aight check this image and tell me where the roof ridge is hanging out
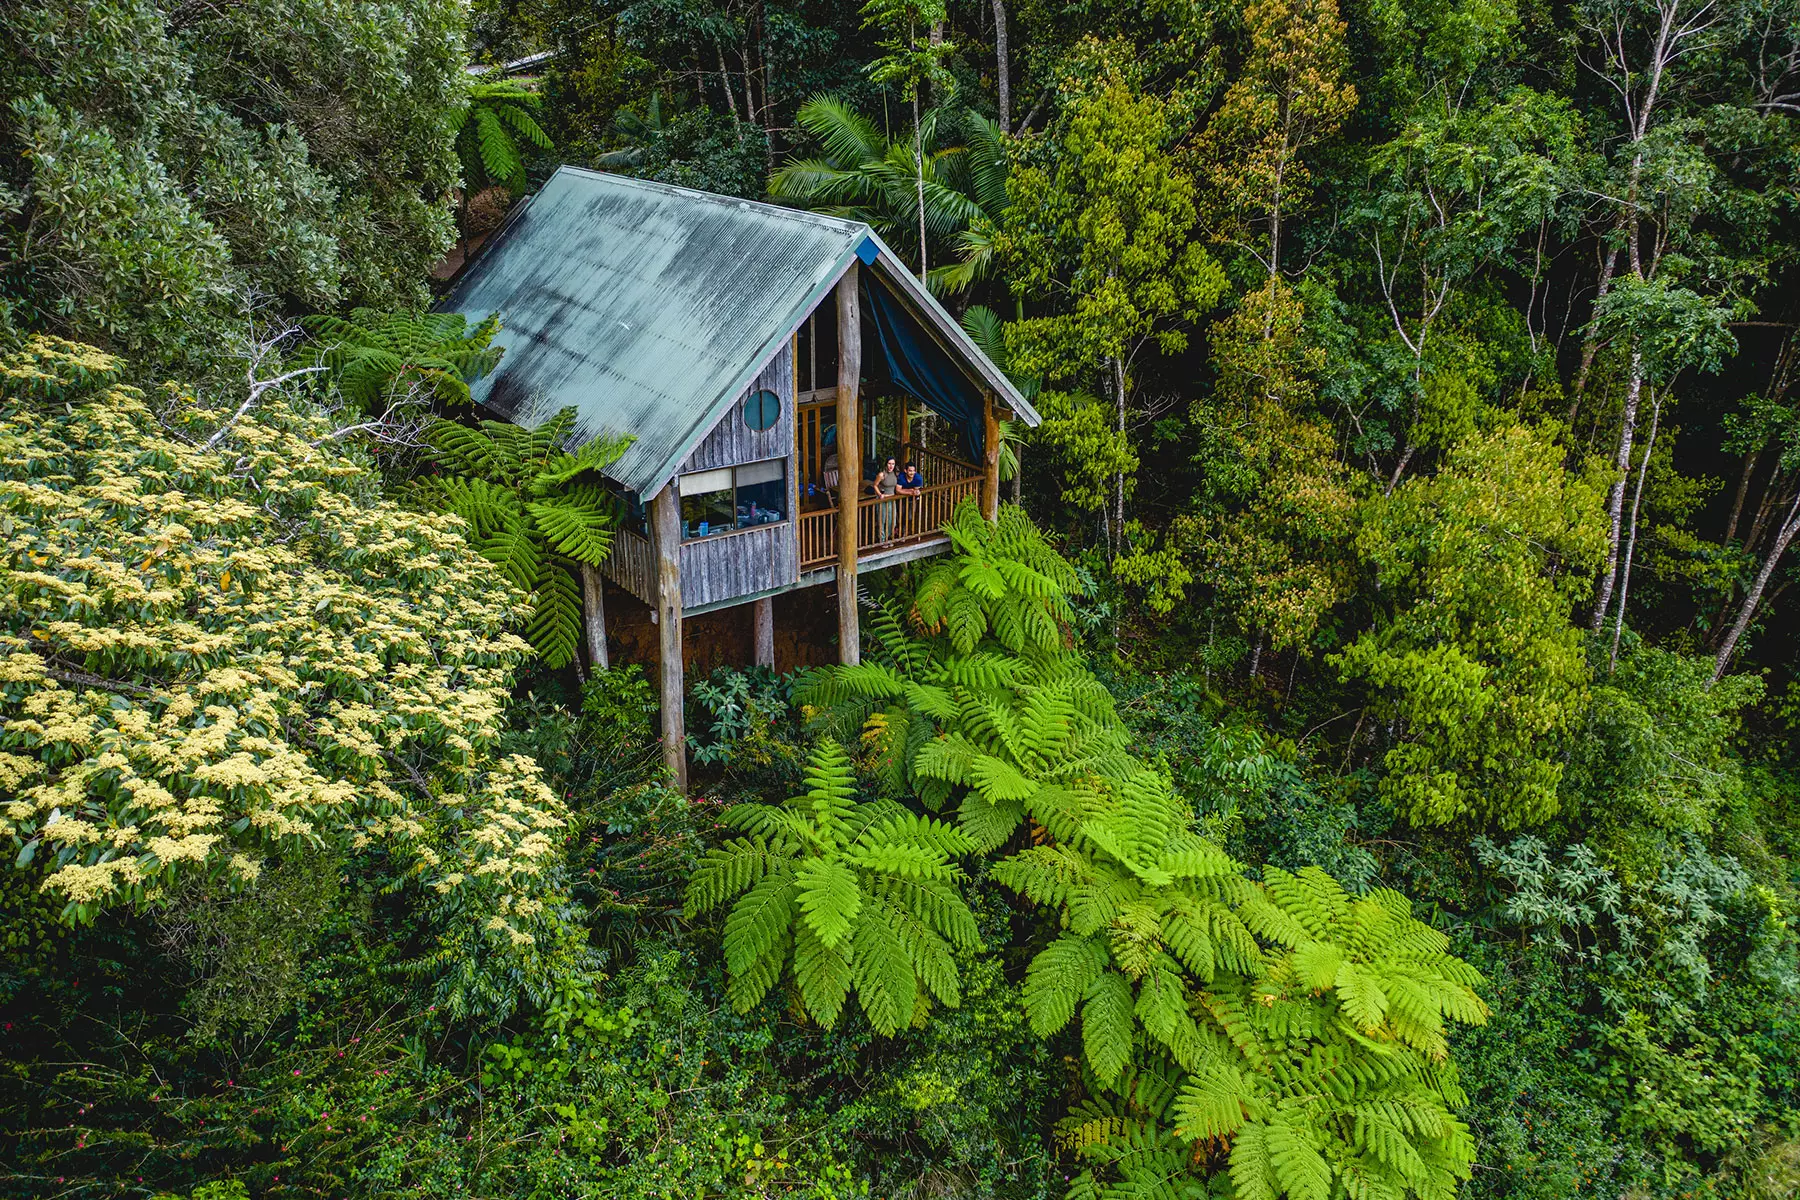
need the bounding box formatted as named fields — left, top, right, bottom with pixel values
left=548, top=165, right=872, bottom=237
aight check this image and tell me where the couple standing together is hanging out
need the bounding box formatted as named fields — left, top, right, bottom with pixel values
left=872, top=457, right=923, bottom=542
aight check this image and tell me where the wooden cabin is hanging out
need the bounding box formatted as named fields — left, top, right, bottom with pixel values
left=440, top=167, right=1041, bottom=787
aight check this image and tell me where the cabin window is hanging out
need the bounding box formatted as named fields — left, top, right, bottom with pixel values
left=743, top=387, right=781, bottom=431
left=679, top=459, right=787, bottom=539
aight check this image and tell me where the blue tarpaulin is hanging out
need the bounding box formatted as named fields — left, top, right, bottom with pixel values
left=864, top=278, right=986, bottom=463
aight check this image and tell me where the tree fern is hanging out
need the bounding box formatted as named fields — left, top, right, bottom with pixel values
left=786, top=501, right=1488, bottom=1199
left=415, top=411, right=631, bottom=668
left=454, top=80, right=552, bottom=193
left=684, top=740, right=980, bottom=1034
left=302, top=308, right=503, bottom=411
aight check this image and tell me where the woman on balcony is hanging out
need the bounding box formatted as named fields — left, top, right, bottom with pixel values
left=873, top=457, right=901, bottom=542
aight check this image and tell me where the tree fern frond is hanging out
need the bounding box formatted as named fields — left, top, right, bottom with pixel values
left=1024, top=933, right=1109, bottom=1036
left=523, top=559, right=581, bottom=668
left=794, top=857, right=861, bottom=948
left=850, top=905, right=918, bottom=1035
left=793, top=922, right=854, bottom=1027
left=1083, top=970, right=1136, bottom=1085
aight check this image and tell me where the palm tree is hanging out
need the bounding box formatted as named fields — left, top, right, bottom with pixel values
left=927, top=112, right=1009, bottom=297
left=769, top=94, right=985, bottom=288
left=961, top=304, right=1037, bottom=497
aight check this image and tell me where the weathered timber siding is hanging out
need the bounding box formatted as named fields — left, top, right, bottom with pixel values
left=680, top=523, right=798, bottom=609
left=680, top=350, right=794, bottom=473
left=603, top=528, right=657, bottom=605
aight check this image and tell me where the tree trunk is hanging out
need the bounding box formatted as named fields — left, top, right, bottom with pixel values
left=1566, top=241, right=1621, bottom=425
left=753, top=596, right=775, bottom=668
left=1725, top=447, right=1761, bottom=545
left=1713, top=489, right=1800, bottom=683
left=914, top=91, right=928, bottom=284
left=1110, top=355, right=1126, bottom=558
left=991, top=0, right=1011, bottom=131
left=650, top=484, right=687, bottom=791
left=835, top=264, right=863, bottom=665
left=717, top=45, right=741, bottom=122
left=580, top=562, right=609, bottom=671
left=1591, top=344, right=1644, bottom=632
left=1610, top=393, right=1659, bottom=670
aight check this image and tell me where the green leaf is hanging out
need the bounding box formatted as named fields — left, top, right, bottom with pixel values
left=1023, top=933, right=1108, bottom=1036
left=1082, top=969, right=1135, bottom=1085
left=794, top=857, right=862, bottom=948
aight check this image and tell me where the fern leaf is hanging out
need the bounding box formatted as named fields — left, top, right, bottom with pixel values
left=1024, top=933, right=1108, bottom=1036
left=850, top=906, right=917, bottom=1035
left=1265, top=1118, right=1332, bottom=1200
left=724, top=874, right=798, bottom=981
left=524, top=559, right=582, bottom=667
left=685, top=838, right=786, bottom=916
left=794, top=857, right=861, bottom=948
left=1082, top=969, right=1135, bottom=1085
left=1171, top=1064, right=1258, bottom=1141
left=958, top=791, right=1024, bottom=853
left=793, top=922, right=854, bottom=1027
left=1228, top=1122, right=1279, bottom=1200
left=1335, top=964, right=1390, bottom=1034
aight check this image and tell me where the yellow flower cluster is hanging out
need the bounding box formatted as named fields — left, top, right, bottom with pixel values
left=0, top=338, right=567, bottom=940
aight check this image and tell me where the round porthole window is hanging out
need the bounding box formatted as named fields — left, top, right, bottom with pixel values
left=743, top=388, right=781, bottom=432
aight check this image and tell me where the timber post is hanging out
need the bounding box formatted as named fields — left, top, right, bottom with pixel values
left=579, top=563, right=609, bottom=671
left=835, top=263, right=862, bottom=665
left=753, top=596, right=775, bottom=668
left=981, top=390, right=1001, bottom=522
left=649, top=482, right=688, bottom=791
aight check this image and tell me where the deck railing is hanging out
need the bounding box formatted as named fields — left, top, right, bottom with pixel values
left=798, top=474, right=980, bottom=569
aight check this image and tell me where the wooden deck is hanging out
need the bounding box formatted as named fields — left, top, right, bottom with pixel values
left=603, top=428, right=985, bottom=609
left=797, top=473, right=979, bottom=569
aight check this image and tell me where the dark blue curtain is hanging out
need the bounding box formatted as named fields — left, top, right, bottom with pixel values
left=863, top=280, right=986, bottom=463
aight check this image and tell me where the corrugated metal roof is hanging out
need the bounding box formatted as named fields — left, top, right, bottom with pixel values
left=441, top=167, right=1035, bottom=498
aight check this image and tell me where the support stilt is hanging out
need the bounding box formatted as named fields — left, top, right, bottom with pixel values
left=753, top=596, right=775, bottom=669
left=835, top=264, right=862, bottom=665
left=650, top=483, right=687, bottom=791
left=981, top=391, right=1001, bottom=522
left=580, top=563, right=609, bottom=671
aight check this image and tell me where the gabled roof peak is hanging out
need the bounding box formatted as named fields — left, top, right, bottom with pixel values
left=440, top=168, right=1032, bottom=498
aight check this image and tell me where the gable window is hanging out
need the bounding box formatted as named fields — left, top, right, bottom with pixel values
left=743, top=388, right=781, bottom=431
left=680, top=459, right=787, bottom=539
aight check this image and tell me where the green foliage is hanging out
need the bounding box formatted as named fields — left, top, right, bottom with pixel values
left=302, top=307, right=503, bottom=411
left=417, top=409, right=630, bottom=668
left=796, top=499, right=1489, bottom=1199
left=769, top=94, right=986, bottom=282
left=1334, top=424, right=1610, bottom=827
left=0, top=0, right=464, bottom=366
left=1182, top=278, right=1362, bottom=649
left=686, top=739, right=982, bottom=1033
left=455, top=80, right=554, bottom=194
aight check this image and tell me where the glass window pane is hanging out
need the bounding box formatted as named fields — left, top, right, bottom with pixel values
left=736, top=460, right=786, bottom=526
left=681, top=487, right=734, bottom=538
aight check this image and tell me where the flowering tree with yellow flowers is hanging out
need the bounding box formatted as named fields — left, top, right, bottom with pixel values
left=0, top=336, right=569, bottom=955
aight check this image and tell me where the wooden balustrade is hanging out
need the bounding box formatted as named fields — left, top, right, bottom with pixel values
left=799, top=475, right=978, bottom=570
left=798, top=508, right=837, bottom=568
